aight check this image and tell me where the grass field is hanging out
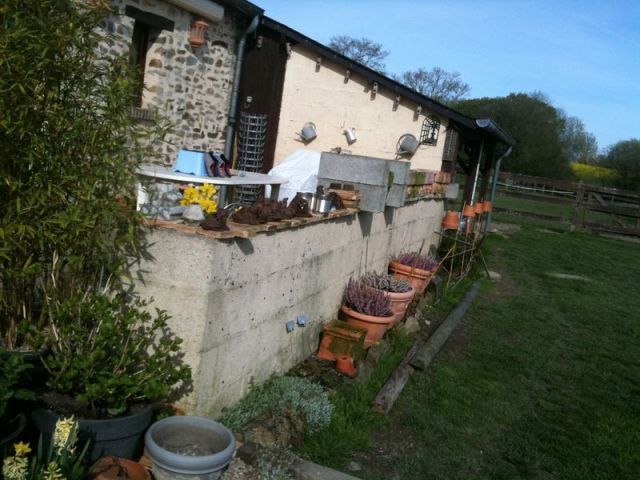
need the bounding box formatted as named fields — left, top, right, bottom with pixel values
left=299, top=220, right=640, bottom=479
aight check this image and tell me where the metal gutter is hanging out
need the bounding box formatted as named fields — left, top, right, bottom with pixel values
left=485, top=145, right=513, bottom=232
left=224, top=15, right=260, bottom=160
left=475, top=119, right=515, bottom=146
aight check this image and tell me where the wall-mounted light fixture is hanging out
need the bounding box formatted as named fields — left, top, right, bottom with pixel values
left=420, top=115, right=441, bottom=146
left=299, top=122, right=317, bottom=142
left=344, top=128, right=357, bottom=144
left=188, top=18, right=208, bottom=47
left=396, top=133, right=419, bottom=156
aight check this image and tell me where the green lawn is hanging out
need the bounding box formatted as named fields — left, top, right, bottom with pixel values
left=300, top=222, right=640, bottom=479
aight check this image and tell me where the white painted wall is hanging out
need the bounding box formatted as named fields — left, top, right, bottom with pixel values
left=136, top=199, right=444, bottom=416
left=273, top=47, right=448, bottom=171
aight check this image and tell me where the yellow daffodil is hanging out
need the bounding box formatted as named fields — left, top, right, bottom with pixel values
left=180, top=183, right=218, bottom=214
left=13, top=442, right=31, bottom=457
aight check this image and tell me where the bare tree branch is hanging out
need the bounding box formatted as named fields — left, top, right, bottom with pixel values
left=328, top=35, right=389, bottom=73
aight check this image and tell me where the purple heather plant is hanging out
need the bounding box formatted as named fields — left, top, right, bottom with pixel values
left=362, top=273, right=412, bottom=293
left=344, top=278, right=393, bottom=317
left=392, top=252, right=438, bottom=271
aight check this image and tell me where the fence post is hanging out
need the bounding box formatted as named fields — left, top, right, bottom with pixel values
left=571, top=181, right=584, bottom=231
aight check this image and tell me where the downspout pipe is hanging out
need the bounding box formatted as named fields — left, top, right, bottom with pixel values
left=484, top=145, right=512, bottom=232
left=468, top=136, right=484, bottom=206
left=224, top=14, right=260, bottom=160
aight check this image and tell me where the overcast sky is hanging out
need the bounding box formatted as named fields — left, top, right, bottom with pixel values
left=255, top=0, right=639, bottom=151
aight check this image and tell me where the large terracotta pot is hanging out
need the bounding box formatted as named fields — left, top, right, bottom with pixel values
left=91, top=456, right=150, bottom=480
left=379, top=287, right=415, bottom=325
left=340, top=305, right=394, bottom=349
left=462, top=205, right=476, bottom=217
left=483, top=201, right=493, bottom=213
left=388, top=261, right=432, bottom=295
left=442, top=211, right=460, bottom=230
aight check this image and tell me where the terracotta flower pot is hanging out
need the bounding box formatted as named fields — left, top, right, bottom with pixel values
left=340, top=305, right=394, bottom=349
left=90, top=456, right=150, bottom=480
left=483, top=201, right=493, bottom=213
left=335, top=355, right=357, bottom=378
left=442, top=210, right=460, bottom=230
left=188, top=19, right=209, bottom=47
left=380, top=286, right=415, bottom=325
left=462, top=205, right=476, bottom=217
left=474, top=202, right=484, bottom=215
left=388, top=261, right=432, bottom=296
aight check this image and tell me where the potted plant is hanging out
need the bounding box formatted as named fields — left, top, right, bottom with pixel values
left=144, top=416, right=235, bottom=479
left=0, top=350, right=35, bottom=459
left=29, top=293, right=192, bottom=462
left=389, top=252, right=439, bottom=295
left=362, top=273, right=415, bottom=325
left=340, top=278, right=395, bottom=348
left=2, top=417, right=91, bottom=480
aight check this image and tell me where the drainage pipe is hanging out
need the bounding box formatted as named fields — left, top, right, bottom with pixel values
left=224, top=15, right=260, bottom=161
left=468, top=136, right=484, bottom=206
left=485, top=146, right=512, bottom=232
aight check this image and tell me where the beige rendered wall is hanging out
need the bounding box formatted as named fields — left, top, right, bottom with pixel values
left=136, top=199, right=444, bottom=416
left=273, top=47, right=448, bottom=171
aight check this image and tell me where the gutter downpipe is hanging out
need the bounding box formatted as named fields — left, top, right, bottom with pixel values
left=484, top=145, right=512, bottom=233
left=469, top=136, right=484, bottom=207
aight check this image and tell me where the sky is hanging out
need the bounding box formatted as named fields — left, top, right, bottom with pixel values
left=254, top=0, right=639, bottom=151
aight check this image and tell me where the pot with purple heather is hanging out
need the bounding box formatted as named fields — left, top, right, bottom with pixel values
left=340, top=278, right=395, bottom=348
left=389, top=252, right=439, bottom=295
left=362, top=273, right=415, bottom=326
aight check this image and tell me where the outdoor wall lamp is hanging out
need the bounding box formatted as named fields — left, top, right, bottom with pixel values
left=299, top=122, right=317, bottom=142
left=420, top=115, right=440, bottom=146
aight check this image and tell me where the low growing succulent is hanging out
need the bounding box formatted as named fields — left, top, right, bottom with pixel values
left=362, top=273, right=412, bottom=293
left=343, top=278, right=393, bottom=317
left=391, top=252, right=438, bottom=271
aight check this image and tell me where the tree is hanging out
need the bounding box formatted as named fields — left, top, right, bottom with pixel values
left=560, top=114, right=599, bottom=165
left=397, top=67, right=470, bottom=104
left=602, top=139, right=640, bottom=192
left=328, top=35, right=389, bottom=73
left=0, top=0, right=166, bottom=348
left=454, top=93, right=572, bottom=179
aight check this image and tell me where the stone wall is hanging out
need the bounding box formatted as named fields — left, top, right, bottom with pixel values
left=135, top=199, right=444, bottom=416
left=100, top=0, right=240, bottom=162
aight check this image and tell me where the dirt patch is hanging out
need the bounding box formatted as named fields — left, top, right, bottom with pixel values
left=487, top=222, right=521, bottom=236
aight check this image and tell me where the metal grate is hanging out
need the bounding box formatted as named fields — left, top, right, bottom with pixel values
left=234, top=112, right=268, bottom=205
left=420, top=115, right=440, bottom=146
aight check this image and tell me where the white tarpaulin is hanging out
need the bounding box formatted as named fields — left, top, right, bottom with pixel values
left=265, top=150, right=321, bottom=202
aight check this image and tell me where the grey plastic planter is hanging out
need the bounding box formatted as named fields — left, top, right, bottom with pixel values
left=32, top=406, right=152, bottom=461
left=145, top=416, right=235, bottom=480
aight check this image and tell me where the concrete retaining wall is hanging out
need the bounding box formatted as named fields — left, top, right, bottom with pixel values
left=136, top=199, right=444, bottom=416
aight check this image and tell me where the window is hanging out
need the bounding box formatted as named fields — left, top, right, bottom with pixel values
left=129, top=21, right=151, bottom=106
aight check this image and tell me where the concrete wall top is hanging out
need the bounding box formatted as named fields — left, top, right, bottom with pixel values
left=274, top=47, right=448, bottom=171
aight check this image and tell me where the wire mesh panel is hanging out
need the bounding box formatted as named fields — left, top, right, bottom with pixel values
left=234, top=112, right=268, bottom=205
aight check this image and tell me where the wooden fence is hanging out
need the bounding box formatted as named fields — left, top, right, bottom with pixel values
left=495, top=172, right=640, bottom=236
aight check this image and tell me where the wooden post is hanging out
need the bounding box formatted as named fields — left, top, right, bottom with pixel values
left=571, top=181, right=584, bottom=231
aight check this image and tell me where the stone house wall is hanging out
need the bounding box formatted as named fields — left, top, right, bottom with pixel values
left=100, top=0, right=241, bottom=162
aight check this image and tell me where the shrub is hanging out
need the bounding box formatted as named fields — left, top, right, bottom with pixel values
left=391, top=252, right=438, bottom=271
left=344, top=278, right=393, bottom=317
left=0, top=0, right=168, bottom=348
left=29, top=293, right=191, bottom=418
left=362, top=273, right=412, bottom=293
left=0, top=349, right=35, bottom=420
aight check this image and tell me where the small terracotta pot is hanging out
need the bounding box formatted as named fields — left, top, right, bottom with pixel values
left=380, top=287, right=415, bottom=325
left=442, top=210, right=460, bottom=230
left=483, top=201, right=493, bottom=213
left=340, top=305, right=394, bottom=348
left=335, top=355, right=357, bottom=378
left=474, top=202, right=484, bottom=215
left=388, top=261, right=432, bottom=296
left=90, top=456, right=150, bottom=480
left=462, top=205, right=476, bottom=217
left=188, top=19, right=209, bottom=47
